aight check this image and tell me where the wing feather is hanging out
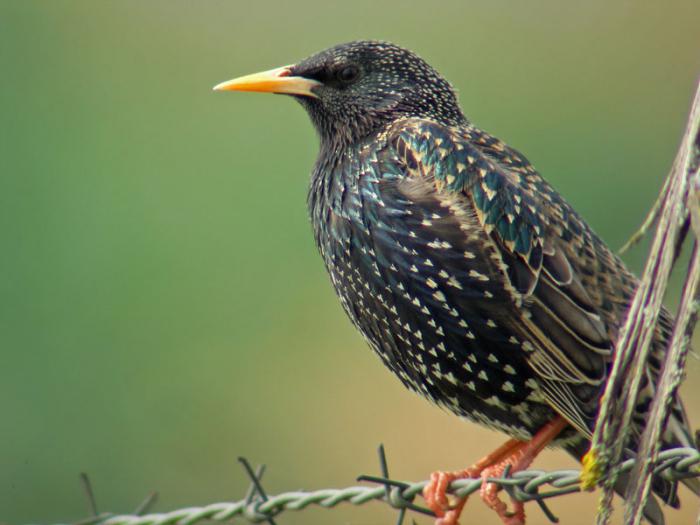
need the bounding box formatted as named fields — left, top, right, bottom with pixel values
left=387, top=118, right=614, bottom=432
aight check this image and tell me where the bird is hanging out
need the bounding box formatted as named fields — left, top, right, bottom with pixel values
left=213, top=41, right=698, bottom=524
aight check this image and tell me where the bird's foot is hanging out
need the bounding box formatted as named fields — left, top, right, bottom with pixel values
left=480, top=462, right=525, bottom=525
left=423, top=468, right=476, bottom=525
left=423, top=437, right=524, bottom=524
left=423, top=417, right=567, bottom=525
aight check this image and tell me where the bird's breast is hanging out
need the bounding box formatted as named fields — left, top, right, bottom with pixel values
left=307, top=149, right=555, bottom=439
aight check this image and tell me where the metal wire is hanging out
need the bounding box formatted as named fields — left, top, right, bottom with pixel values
left=36, top=446, right=700, bottom=525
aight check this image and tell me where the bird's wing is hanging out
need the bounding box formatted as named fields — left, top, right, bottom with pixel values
left=382, top=118, right=614, bottom=436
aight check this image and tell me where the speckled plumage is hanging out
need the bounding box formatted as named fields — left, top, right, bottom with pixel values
left=220, top=40, right=698, bottom=519
left=307, top=115, right=682, bottom=448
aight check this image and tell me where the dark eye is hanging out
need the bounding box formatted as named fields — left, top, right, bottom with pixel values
left=337, top=65, right=360, bottom=84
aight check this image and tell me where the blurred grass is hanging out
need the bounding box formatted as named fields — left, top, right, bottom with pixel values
left=1, top=1, right=699, bottom=524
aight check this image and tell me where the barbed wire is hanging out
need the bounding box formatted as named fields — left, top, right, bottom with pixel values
left=40, top=445, right=700, bottom=525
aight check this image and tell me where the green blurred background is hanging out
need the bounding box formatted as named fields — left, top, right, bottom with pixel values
left=1, top=1, right=699, bottom=523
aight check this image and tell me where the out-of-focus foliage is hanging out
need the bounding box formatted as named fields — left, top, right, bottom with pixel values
left=1, top=1, right=698, bottom=524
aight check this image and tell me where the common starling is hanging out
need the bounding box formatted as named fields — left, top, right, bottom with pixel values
left=214, top=41, right=698, bottom=524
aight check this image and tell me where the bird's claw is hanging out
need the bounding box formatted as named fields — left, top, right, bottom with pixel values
left=480, top=466, right=525, bottom=525
left=423, top=469, right=476, bottom=525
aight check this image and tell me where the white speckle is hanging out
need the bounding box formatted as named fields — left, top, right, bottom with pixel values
left=469, top=269, right=489, bottom=281
left=522, top=341, right=534, bottom=352
left=445, top=371, right=458, bottom=385
left=410, top=265, right=419, bottom=273
left=426, top=278, right=438, bottom=289
left=424, top=259, right=434, bottom=267
left=488, top=353, right=499, bottom=363
left=433, top=291, right=446, bottom=302
left=463, top=361, right=472, bottom=373
left=504, top=364, right=517, bottom=375
left=486, top=319, right=497, bottom=328
left=484, top=395, right=504, bottom=408
left=502, top=381, right=515, bottom=393
left=478, top=370, right=489, bottom=381
left=467, top=380, right=476, bottom=391
left=447, top=276, right=463, bottom=289
left=464, top=251, right=476, bottom=259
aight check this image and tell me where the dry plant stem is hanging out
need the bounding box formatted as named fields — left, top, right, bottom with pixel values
left=618, top=174, right=672, bottom=255
left=624, top=240, right=700, bottom=524
left=623, top=84, right=700, bottom=525
left=589, top=79, right=700, bottom=525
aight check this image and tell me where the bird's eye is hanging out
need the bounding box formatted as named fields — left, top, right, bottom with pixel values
left=337, top=65, right=360, bottom=84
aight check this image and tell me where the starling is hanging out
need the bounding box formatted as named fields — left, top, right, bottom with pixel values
left=214, top=41, right=698, bottom=524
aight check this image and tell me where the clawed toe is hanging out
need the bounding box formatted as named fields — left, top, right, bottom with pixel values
left=480, top=471, right=525, bottom=525
left=423, top=469, right=473, bottom=524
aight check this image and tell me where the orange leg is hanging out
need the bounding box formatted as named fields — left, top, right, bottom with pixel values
left=423, top=417, right=567, bottom=525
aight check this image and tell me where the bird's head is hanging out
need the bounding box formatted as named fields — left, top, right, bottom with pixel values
left=214, top=41, right=466, bottom=147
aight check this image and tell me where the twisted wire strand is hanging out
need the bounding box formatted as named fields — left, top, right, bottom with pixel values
left=40, top=447, right=700, bottom=525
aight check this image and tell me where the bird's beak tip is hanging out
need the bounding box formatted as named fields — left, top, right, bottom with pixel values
left=212, top=80, right=233, bottom=92
left=212, top=64, right=320, bottom=98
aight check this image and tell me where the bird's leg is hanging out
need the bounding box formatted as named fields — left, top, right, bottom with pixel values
left=423, top=417, right=567, bottom=525
left=423, top=437, right=524, bottom=524
left=479, top=417, right=568, bottom=525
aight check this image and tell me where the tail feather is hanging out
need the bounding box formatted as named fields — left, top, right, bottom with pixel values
left=612, top=471, right=666, bottom=525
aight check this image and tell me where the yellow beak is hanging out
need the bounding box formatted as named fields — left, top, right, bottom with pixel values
left=213, top=65, right=320, bottom=98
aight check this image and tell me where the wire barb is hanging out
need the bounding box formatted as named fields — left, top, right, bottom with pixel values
left=79, top=473, right=98, bottom=517
left=238, top=457, right=278, bottom=525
